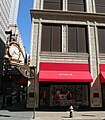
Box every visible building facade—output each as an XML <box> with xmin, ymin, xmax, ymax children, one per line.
<box><xmin>28</xmin><ymin>0</ymin><xmax>105</xmax><ymax>109</ymax></box>
<box><xmin>9</xmin><ymin>0</ymin><xmax>19</xmax><ymax>26</ymax></box>
<box><xmin>1</xmin><ymin>0</ymin><xmax>19</xmax><ymax>43</ymax></box>
<box><xmin>0</xmin><ymin>0</ymin><xmax>27</xmax><ymax>106</ymax></box>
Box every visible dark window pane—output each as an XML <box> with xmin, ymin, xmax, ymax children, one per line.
<box><xmin>95</xmin><ymin>0</ymin><xmax>105</xmax><ymax>4</ymax></box>
<box><xmin>98</xmin><ymin>27</ymin><xmax>105</xmax><ymax>53</ymax></box>
<box><xmin>68</xmin><ymin>26</ymin><xmax>77</xmax><ymax>52</ymax></box>
<box><xmin>95</xmin><ymin>0</ymin><xmax>105</xmax><ymax>13</ymax></box>
<box><xmin>44</xmin><ymin>0</ymin><xmax>62</xmax><ymax>10</ymax></box>
<box><xmin>68</xmin><ymin>25</ymin><xmax>88</xmax><ymax>53</ymax></box>
<box><xmin>78</xmin><ymin>27</ymin><xmax>87</xmax><ymax>52</ymax></box>
<box><xmin>41</xmin><ymin>25</ymin><xmax>51</xmax><ymax>51</ymax></box>
<box><xmin>68</xmin><ymin>0</ymin><xmax>85</xmax><ymax>11</ymax></box>
<box><xmin>51</xmin><ymin>26</ymin><xmax>61</xmax><ymax>52</ymax></box>
<box><xmin>68</xmin><ymin>0</ymin><xmax>84</xmax><ymax>3</ymax></box>
<box><xmin>41</xmin><ymin>24</ymin><xmax>62</xmax><ymax>52</ymax></box>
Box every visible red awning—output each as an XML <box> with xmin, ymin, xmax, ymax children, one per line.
<box><xmin>100</xmin><ymin>64</ymin><xmax>105</xmax><ymax>83</ymax></box>
<box><xmin>100</xmin><ymin>72</ymin><xmax>105</xmax><ymax>83</ymax></box>
<box><xmin>39</xmin><ymin>62</ymin><xmax>93</xmax><ymax>83</ymax></box>
<box><xmin>39</xmin><ymin>70</ymin><xmax>92</xmax><ymax>82</ymax></box>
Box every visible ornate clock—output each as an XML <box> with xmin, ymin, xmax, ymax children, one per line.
<box><xmin>9</xmin><ymin>43</ymin><xmax>20</xmax><ymax>59</ymax></box>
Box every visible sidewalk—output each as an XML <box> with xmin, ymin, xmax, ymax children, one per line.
<box><xmin>34</xmin><ymin>111</ymin><xmax>105</xmax><ymax>120</ymax></box>
<box><xmin>0</xmin><ymin>110</ymin><xmax>105</xmax><ymax>120</ymax></box>
<box><xmin>0</xmin><ymin>100</ymin><xmax>105</xmax><ymax>120</ymax></box>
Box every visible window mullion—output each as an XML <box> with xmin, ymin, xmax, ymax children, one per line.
<box><xmin>76</xmin><ymin>27</ymin><xmax>79</xmax><ymax>52</ymax></box>
<box><xmin>50</xmin><ymin>25</ymin><xmax>53</xmax><ymax>51</ymax></box>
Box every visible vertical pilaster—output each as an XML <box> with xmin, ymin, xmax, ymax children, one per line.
<box><xmin>33</xmin><ymin>0</ymin><xmax>41</xmax><ymax>9</ymax></box>
<box><xmin>88</xmin><ymin>22</ymin><xmax>102</xmax><ymax>107</ymax></box>
<box><xmin>27</xmin><ymin>19</ymin><xmax>40</xmax><ymax>108</ymax></box>
<box><xmin>62</xmin><ymin>25</ymin><xmax>67</xmax><ymax>52</ymax></box>
<box><xmin>63</xmin><ymin>0</ymin><xmax>67</xmax><ymax>11</ymax></box>
<box><xmin>30</xmin><ymin>21</ymin><xmax>39</xmax><ymax>66</ymax></box>
<box><xmin>86</xmin><ymin>0</ymin><xmax>94</xmax><ymax>13</ymax></box>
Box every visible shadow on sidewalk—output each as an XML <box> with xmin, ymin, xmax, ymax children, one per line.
<box><xmin>1</xmin><ymin>100</ymin><xmax>105</xmax><ymax>112</ymax></box>
<box><xmin>0</xmin><ymin>100</ymin><xmax>33</xmax><ymax>112</ymax></box>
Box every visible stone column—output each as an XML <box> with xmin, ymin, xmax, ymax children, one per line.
<box><xmin>86</xmin><ymin>0</ymin><xmax>94</xmax><ymax>13</ymax></box>
<box><xmin>63</xmin><ymin>0</ymin><xmax>67</xmax><ymax>11</ymax></box>
<box><xmin>33</xmin><ymin>0</ymin><xmax>41</xmax><ymax>9</ymax></box>
<box><xmin>88</xmin><ymin>22</ymin><xmax>102</xmax><ymax>107</ymax></box>
<box><xmin>62</xmin><ymin>25</ymin><xmax>67</xmax><ymax>53</ymax></box>
<box><xmin>27</xmin><ymin>19</ymin><xmax>40</xmax><ymax>108</ymax></box>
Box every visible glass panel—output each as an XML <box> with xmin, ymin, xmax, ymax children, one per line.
<box><xmin>68</xmin><ymin>0</ymin><xmax>85</xmax><ymax>11</ymax></box>
<box><xmin>68</xmin><ymin>0</ymin><xmax>84</xmax><ymax>3</ymax></box>
<box><xmin>95</xmin><ymin>0</ymin><xmax>105</xmax><ymax>4</ymax></box>
<box><xmin>95</xmin><ymin>0</ymin><xmax>105</xmax><ymax>13</ymax></box>
<box><xmin>98</xmin><ymin>27</ymin><xmax>105</xmax><ymax>53</ymax></box>
<box><xmin>41</xmin><ymin>25</ymin><xmax>51</xmax><ymax>51</ymax></box>
<box><xmin>68</xmin><ymin>26</ymin><xmax>87</xmax><ymax>53</ymax></box>
<box><xmin>51</xmin><ymin>25</ymin><xmax>61</xmax><ymax>52</ymax></box>
<box><xmin>44</xmin><ymin>0</ymin><xmax>62</xmax><ymax>10</ymax></box>
<box><xmin>40</xmin><ymin>87</ymin><xmax>50</xmax><ymax>106</ymax></box>
<box><xmin>50</xmin><ymin>84</ymin><xmax>89</xmax><ymax>107</ymax></box>
<box><xmin>78</xmin><ymin>26</ymin><xmax>87</xmax><ymax>53</ymax></box>
<box><xmin>68</xmin><ymin>26</ymin><xmax>77</xmax><ymax>52</ymax></box>
<box><xmin>41</xmin><ymin>24</ymin><xmax>62</xmax><ymax>52</ymax></box>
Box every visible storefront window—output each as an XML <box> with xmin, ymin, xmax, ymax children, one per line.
<box><xmin>40</xmin><ymin>87</ymin><xmax>50</xmax><ymax>106</ymax></box>
<box><xmin>40</xmin><ymin>84</ymin><xmax>89</xmax><ymax>107</ymax></box>
<box><xmin>50</xmin><ymin>84</ymin><xmax>89</xmax><ymax>107</ymax></box>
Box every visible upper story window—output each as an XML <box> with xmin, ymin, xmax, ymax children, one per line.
<box><xmin>68</xmin><ymin>25</ymin><xmax>88</xmax><ymax>53</ymax></box>
<box><xmin>41</xmin><ymin>24</ymin><xmax>62</xmax><ymax>52</ymax></box>
<box><xmin>97</xmin><ymin>27</ymin><xmax>105</xmax><ymax>53</ymax></box>
<box><xmin>95</xmin><ymin>0</ymin><xmax>105</xmax><ymax>13</ymax></box>
<box><xmin>68</xmin><ymin>0</ymin><xmax>86</xmax><ymax>12</ymax></box>
<box><xmin>44</xmin><ymin>0</ymin><xmax>62</xmax><ymax>10</ymax></box>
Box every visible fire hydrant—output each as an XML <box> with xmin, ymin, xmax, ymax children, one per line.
<box><xmin>69</xmin><ymin>105</ymin><xmax>73</xmax><ymax>118</ymax></box>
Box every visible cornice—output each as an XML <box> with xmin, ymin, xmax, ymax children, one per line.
<box><xmin>30</xmin><ymin>9</ymin><xmax>105</xmax><ymax>23</ymax></box>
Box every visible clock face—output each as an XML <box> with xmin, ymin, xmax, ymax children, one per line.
<box><xmin>9</xmin><ymin>44</ymin><xmax>20</xmax><ymax>59</ymax></box>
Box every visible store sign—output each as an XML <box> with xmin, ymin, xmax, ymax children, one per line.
<box><xmin>59</xmin><ymin>73</ymin><xmax>72</xmax><ymax>76</ymax></box>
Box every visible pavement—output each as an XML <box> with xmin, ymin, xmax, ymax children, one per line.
<box><xmin>0</xmin><ymin>100</ymin><xmax>105</xmax><ymax>120</ymax></box>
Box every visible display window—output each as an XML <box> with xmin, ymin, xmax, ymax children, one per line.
<box><xmin>39</xmin><ymin>83</ymin><xmax>89</xmax><ymax>107</ymax></box>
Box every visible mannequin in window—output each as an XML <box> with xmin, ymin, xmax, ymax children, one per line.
<box><xmin>54</xmin><ymin>90</ymin><xmax>60</xmax><ymax>106</ymax></box>
<box><xmin>67</xmin><ymin>90</ymin><xmax>72</xmax><ymax>100</ymax></box>
<box><xmin>43</xmin><ymin>91</ymin><xmax>47</xmax><ymax>106</ymax></box>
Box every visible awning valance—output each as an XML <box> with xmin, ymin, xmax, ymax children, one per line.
<box><xmin>39</xmin><ymin>70</ymin><xmax>92</xmax><ymax>82</ymax></box>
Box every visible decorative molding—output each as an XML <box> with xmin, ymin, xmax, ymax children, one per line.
<box><xmin>31</xmin><ymin>9</ymin><xmax>105</xmax><ymax>23</ymax></box>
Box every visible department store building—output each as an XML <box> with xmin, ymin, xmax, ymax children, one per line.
<box><xmin>27</xmin><ymin>0</ymin><xmax>105</xmax><ymax>109</ymax></box>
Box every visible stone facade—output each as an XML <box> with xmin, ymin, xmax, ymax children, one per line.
<box><xmin>28</xmin><ymin>0</ymin><xmax>105</xmax><ymax>108</ymax></box>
